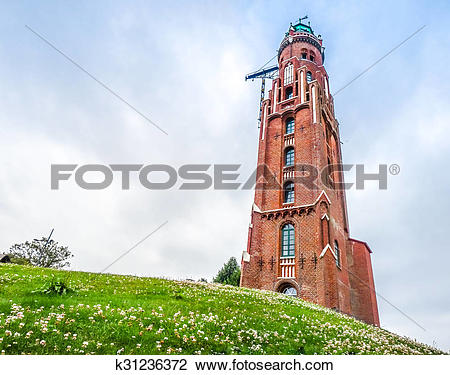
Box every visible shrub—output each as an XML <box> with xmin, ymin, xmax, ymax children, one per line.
<box><xmin>32</xmin><ymin>277</ymin><xmax>74</xmax><ymax>295</ymax></box>
<box><xmin>8</xmin><ymin>255</ymin><xmax>31</xmax><ymax>266</ymax></box>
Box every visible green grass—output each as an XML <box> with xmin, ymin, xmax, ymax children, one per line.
<box><xmin>0</xmin><ymin>264</ymin><xmax>444</xmax><ymax>355</ymax></box>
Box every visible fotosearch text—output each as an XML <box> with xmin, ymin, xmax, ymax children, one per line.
<box><xmin>51</xmin><ymin>163</ymin><xmax>399</xmax><ymax>191</ymax></box>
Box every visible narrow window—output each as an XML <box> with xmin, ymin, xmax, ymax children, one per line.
<box><xmin>320</xmin><ymin>218</ymin><xmax>327</xmax><ymax>248</ymax></box>
<box><xmin>285</xmin><ymin>86</ymin><xmax>293</xmax><ymax>99</ymax></box>
<box><xmin>284</xmin><ymin>64</ymin><xmax>293</xmax><ymax>85</ymax></box>
<box><xmin>284</xmin><ymin>182</ymin><xmax>294</xmax><ymax>203</ymax></box>
<box><xmin>285</xmin><ymin>147</ymin><xmax>294</xmax><ymax>167</ymax></box>
<box><xmin>335</xmin><ymin>240</ymin><xmax>341</xmax><ymax>267</ymax></box>
<box><xmin>285</xmin><ymin>118</ymin><xmax>295</xmax><ymax>134</ymax></box>
<box><xmin>281</xmin><ymin>223</ymin><xmax>295</xmax><ymax>257</ymax></box>
<box><xmin>306</xmin><ymin>71</ymin><xmax>312</xmax><ymax>83</ymax></box>
<box><xmin>301</xmin><ymin>52</ymin><xmax>307</xmax><ymax>59</ymax></box>
<box><xmin>327</xmin><ymin>157</ymin><xmax>333</xmax><ymax>188</ymax></box>
<box><xmin>310</xmin><ymin>55</ymin><xmax>315</xmax><ymax>62</ymax></box>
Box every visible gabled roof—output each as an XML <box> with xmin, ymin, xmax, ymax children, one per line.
<box><xmin>319</xmin><ymin>243</ymin><xmax>336</xmax><ymax>259</ymax></box>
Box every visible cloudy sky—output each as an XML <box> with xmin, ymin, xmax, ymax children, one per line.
<box><xmin>1</xmin><ymin>0</ymin><xmax>449</xmax><ymax>351</ymax></box>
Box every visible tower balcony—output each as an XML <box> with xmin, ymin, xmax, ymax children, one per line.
<box><xmin>279</xmin><ymin>257</ymin><xmax>295</xmax><ymax>278</ymax></box>
<box><xmin>283</xmin><ymin>165</ymin><xmax>295</xmax><ymax>181</ymax></box>
<box><xmin>284</xmin><ymin>133</ymin><xmax>294</xmax><ymax>146</ymax></box>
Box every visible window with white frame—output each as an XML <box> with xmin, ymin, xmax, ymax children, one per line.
<box><xmin>285</xmin><ymin>147</ymin><xmax>294</xmax><ymax>167</ymax></box>
<box><xmin>281</xmin><ymin>223</ymin><xmax>295</xmax><ymax>257</ymax></box>
<box><xmin>285</xmin><ymin>118</ymin><xmax>295</xmax><ymax>134</ymax></box>
<box><xmin>284</xmin><ymin>64</ymin><xmax>293</xmax><ymax>85</ymax></box>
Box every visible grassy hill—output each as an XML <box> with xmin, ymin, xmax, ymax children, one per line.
<box><xmin>0</xmin><ymin>263</ymin><xmax>444</xmax><ymax>355</ymax></box>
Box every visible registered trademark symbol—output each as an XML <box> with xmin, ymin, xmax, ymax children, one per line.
<box><xmin>389</xmin><ymin>164</ymin><xmax>400</xmax><ymax>175</ymax></box>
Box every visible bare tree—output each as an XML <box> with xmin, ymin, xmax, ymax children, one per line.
<box><xmin>8</xmin><ymin>237</ymin><xmax>73</xmax><ymax>268</ymax></box>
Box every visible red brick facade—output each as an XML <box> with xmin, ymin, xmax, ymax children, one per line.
<box><xmin>240</xmin><ymin>21</ymin><xmax>380</xmax><ymax>326</ymax></box>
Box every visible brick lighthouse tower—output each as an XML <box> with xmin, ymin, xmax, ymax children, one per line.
<box><xmin>240</xmin><ymin>18</ymin><xmax>380</xmax><ymax>326</ymax></box>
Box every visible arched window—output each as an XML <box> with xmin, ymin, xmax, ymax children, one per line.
<box><xmin>281</xmin><ymin>223</ymin><xmax>295</xmax><ymax>257</ymax></box>
<box><xmin>285</xmin><ymin>118</ymin><xmax>294</xmax><ymax>134</ymax></box>
<box><xmin>321</xmin><ymin>216</ymin><xmax>330</xmax><ymax>248</ymax></box>
<box><xmin>284</xmin><ymin>64</ymin><xmax>293</xmax><ymax>85</ymax></box>
<box><xmin>281</xmin><ymin>285</ymin><xmax>297</xmax><ymax>296</ymax></box>
<box><xmin>283</xmin><ymin>182</ymin><xmax>294</xmax><ymax>203</ymax></box>
<box><xmin>335</xmin><ymin>240</ymin><xmax>341</xmax><ymax>267</ymax></box>
<box><xmin>285</xmin><ymin>147</ymin><xmax>294</xmax><ymax>167</ymax></box>
<box><xmin>306</xmin><ymin>71</ymin><xmax>312</xmax><ymax>83</ymax></box>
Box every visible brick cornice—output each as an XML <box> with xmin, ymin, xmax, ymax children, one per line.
<box><xmin>257</xmin><ymin>190</ymin><xmax>331</xmax><ymax>220</ymax></box>
<box><xmin>267</xmin><ymin>102</ymin><xmax>310</xmax><ymax>121</ymax></box>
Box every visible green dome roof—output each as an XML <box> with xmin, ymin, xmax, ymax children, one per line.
<box><xmin>293</xmin><ymin>21</ymin><xmax>313</xmax><ymax>34</ymax></box>
<box><xmin>286</xmin><ymin>16</ymin><xmax>315</xmax><ymax>36</ymax></box>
